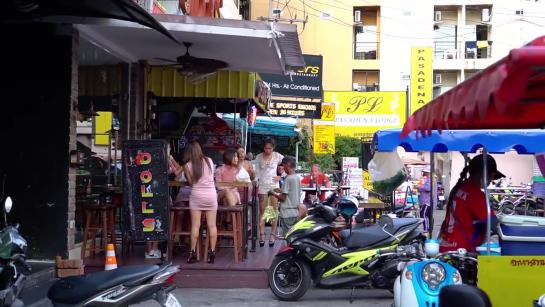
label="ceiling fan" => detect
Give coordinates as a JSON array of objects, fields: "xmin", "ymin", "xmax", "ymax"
[{"xmin": 155, "ymin": 42, "xmax": 228, "ymax": 75}]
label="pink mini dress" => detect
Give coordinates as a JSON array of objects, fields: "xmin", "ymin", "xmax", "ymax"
[
  {"xmin": 187, "ymin": 158, "xmax": 218, "ymax": 211},
  {"xmin": 214, "ymin": 165, "xmax": 241, "ymax": 202}
]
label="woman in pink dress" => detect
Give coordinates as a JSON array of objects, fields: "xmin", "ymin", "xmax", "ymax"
[
  {"xmin": 215, "ymin": 149, "xmax": 241, "ymax": 206},
  {"xmin": 183, "ymin": 141, "xmax": 218, "ymax": 264}
]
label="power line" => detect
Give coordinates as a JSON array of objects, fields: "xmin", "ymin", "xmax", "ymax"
[{"xmin": 276, "ymin": 0, "xmax": 540, "ymax": 47}]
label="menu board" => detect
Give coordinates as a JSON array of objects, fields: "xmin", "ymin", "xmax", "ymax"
[{"xmin": 123, "ymin": 140, "xmax": 169, "ymax": 241}]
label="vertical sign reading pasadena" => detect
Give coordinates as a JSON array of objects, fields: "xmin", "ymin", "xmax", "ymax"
[
  {"xmin": 410, "ymin": 47, "xmax": 433, "ymax": 114},
  {"xmin": 123, "ymin": 140, "xmax": 169, "ymax": 241}
]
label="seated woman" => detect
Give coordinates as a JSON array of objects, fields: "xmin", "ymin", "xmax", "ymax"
[{"xmin": 214, "ymin": 149, "xmax": 241, "ymax": 206}]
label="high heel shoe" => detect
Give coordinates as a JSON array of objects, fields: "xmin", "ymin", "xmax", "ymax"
[
  {"xmin": 186, "ymin": 250, "xmax": 197, "ymax": 264},
  {"xmin": 259, "ymin": 233, "xmax": 265, "ymax": 247},
  {"xmin": 207, "ymin": 250, "xmax": 216, "ymax": 263},
  {"xmin": 268, "ymin": 234, "xmax": 275, "ymax": 247}
]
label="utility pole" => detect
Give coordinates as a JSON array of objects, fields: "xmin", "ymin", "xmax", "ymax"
[{"xmin": 258, "ymin": 0, "xmax": 308, "ymax": 25}]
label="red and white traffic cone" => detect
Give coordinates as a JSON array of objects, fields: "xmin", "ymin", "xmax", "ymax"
[{"xmin": 105, "ymin": 244, "xmax": 118, "ymax": 271}]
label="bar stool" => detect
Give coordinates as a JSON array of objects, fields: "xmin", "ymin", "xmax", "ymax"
[
  {"xmin": 208, "ymin": 205, "xmax": 244, "ymax": 263},
  {"xmin": 81, "ymin": 202, "xmax": 116, "ymax": 259},
  {"xmin": 168, "ymin": 206, "xmax": 202, "ymax": 261}
]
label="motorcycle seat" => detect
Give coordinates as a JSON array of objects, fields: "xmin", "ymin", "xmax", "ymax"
[
  {"xmin": 340, "ymin": 218, "xmax": 421, "ymax": 249},
  {"xmin": 48, "ymin": 264, "xmax": 161, "ymax": 304}
]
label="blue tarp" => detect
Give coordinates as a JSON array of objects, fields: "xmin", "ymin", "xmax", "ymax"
[
  {"xmin": 374, "ymin": 129, "xmax": 545, "ymax": 154},
  {"xmin": 223, "ymin": 114, "xmax": 297, "ymax": 137}
]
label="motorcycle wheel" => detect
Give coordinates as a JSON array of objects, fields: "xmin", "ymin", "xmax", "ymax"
[
  {"xmin": 268, "ymin": 256, "xmax": 312, "ymax": 301},
  {"xmin": 499, "ymin": 201, "xmax": 515, "ymax": 215}
]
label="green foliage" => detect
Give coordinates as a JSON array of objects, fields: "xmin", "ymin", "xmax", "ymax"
[
  {"xmin": 333, "ymin": 136, "xmax": 361, "ymax": 168},
  {"xmin": 287, "ymin": 129, "xmax": 311, "ymax": 162},
  {"xmin": 286, "ymin": 132, "xmax": 361, "ymax": 172},
  {"xmin": 309, "ymin": 154, "xmax": 336, "ymax": 173}
]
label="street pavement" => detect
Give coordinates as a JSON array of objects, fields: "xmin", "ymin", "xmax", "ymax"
[
  {"xmin": 134, "ymin": 209, "xmax": 448, "ymax": 307},
  {"xmin": 135, "ymin": 288, "xmax": 393, "ymax": 307}
]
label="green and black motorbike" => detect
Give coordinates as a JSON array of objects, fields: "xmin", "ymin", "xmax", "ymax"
[{"xmin": 268, "ymin": 196, "xmax": 425, "ymax": 301}]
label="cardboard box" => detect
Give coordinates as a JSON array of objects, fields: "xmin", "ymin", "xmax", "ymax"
[
  {"xmin": 55, "ymin": 256, "xmax": 83, "ymax": 269},
  {"xmin": 56, "ymin": 268, "xmax": 84, "ymax": 278}
]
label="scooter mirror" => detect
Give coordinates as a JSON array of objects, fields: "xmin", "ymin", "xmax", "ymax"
[{"xmin": 4, "ymin": 197, "xmax": 12, "ymax": 214}]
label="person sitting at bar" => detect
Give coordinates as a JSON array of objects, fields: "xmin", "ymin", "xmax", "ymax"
[
  {"xmin": 236, "ymin": 146, "xmax": 255, "ymax": 182},
  {"xmin": 301, "ymin": 164, "xmax": 331, "ymax": 207},
  {"xmin": 215, "ymin": 149, "xmax": 241, "ymax": 206}
]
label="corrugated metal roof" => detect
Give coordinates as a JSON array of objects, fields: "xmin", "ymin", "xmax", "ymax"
[
  {"xmin": 147, "ymin": 67, "xmax": 257, "ymax": 99},
  {"xmin": 274, "ymin": 24, "xmax": 306, "ymax": 70}
]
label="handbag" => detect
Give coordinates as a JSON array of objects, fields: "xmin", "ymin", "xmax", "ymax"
[{"xmin": 262, "ymin": 195, "xmax": 279, "ymax": 223}]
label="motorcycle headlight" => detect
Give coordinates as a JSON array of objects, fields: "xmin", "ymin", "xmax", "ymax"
[{"xmin": 422, "ymin": 262, "xmax": 446, "ymax": 290}]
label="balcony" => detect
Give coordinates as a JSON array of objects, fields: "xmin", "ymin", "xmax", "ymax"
[
  {"xmin": 354, "ymin": 42, "xmax": 380, "ymax": 60},
  {"xmin": 433, "ymin": 41, "xmax": 492, "ymax": 60}
]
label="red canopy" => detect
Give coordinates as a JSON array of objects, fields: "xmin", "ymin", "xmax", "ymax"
[{"xmin": 401, "ymin": 36, "xmax": 545, "ymax": 138}]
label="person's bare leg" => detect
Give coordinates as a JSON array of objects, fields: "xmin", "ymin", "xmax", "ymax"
[
  {"xmin": 258, "ymin": 194, "xmax": 266, "ymax": 245},
  {"xmin": 187, "ymin": 209, "xmax": 202, "ymax": 263},
  {"xmin": 269, "ymin": 196, "xmax": 279, "ymax": 246},
  {"xmin": 205, "ymin": 210, "xmax": 218, "ymax": 263}
]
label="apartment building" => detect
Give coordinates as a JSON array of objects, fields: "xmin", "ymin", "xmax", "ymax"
[{"xmin": 251, "ymin": 0, "xmax": 545, "ymax": 101}]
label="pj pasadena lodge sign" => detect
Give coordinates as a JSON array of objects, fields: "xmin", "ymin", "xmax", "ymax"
[{"xmin": 123, "ymin": 140, "xmax": 169, "ymax": 241}]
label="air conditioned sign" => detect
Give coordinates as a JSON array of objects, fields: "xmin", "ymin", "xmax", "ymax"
[{"xmin": 260, "ymin": 55, "xmax": 323, "ymax": 99}]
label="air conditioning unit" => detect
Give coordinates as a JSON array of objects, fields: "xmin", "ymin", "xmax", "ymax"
[
  {"xmin": 482, "ymin": 8, "xmax": 491, "ymax": 22},
  {"xmin": 352, "ymin": 82, "xmax": 360, "ymax": 91},
  {"xmin": 435, "ymin": 73, "xmax": 443, "ymax": 85},
  {"xmin": 434, "ymin": 11, "xmax": 442, "ymax": 22},
  {"xmin": 354, "ymin": 10, "xmax": 361, "ymax": 24}
]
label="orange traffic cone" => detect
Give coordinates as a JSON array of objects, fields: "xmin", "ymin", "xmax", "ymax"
[{"xmin": 105, "ymin": 244, "xmax": 118, "ymax": 271}]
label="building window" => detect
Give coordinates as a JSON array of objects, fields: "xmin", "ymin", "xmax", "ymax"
[
  {"xmin": 464, "ymin": 6, "xmax": 492, "ymax": 59},
  {"xmin": 353, "ymin": 70, "xmax": 379, "ymax": 91},
  {"xmin": 353, "ymin": 7, "xmax": 380, "ymax": 60}
]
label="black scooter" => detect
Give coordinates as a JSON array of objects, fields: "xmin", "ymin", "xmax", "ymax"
[{"xmin": 0, "ymin": 197, "xmax": 182, "ymax": 307}]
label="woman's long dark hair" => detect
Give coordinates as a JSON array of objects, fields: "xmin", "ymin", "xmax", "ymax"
[{"xmin": 187, "ymin": 141, "xmax": 211, "ymax": 183}]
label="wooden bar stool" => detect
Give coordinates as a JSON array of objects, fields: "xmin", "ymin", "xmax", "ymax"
[
  {"xmin": 168, "ymin": 206, "xmax": 203, "ymax": 261},
  {"xmin": 81, "ymin": 202, "xmax": 116, "ymax": 259},
  {"xmin": 207, "ymin": 205, "xmax": 244, "ymax": 263}
]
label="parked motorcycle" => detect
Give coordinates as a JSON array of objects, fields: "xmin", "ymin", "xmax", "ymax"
[
  {"xmin": 0, "ymin": 197, "xmax": 28, "ymax": 307},
  {"xmin": 0, "ymin": 197, "xmax": 182, "ymax": 307},
  {"xmin": 393, "ymin": 248, "xmax": 478, "ymax": 307},
  {"xmin": 268, "ymin": 197, "xmax": 426, "ymax": 301}
]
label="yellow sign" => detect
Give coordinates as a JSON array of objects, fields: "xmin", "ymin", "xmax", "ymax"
[
  {"xmin": 324, "ymin": 91, "xmax": 407, "ymax": 138},
  {"xmin": 94, "ymin": 111, "xmax": 112, "ymax": 145},
  {"xmin": 479, "ymin": 256, "xmax": 545, "ymax": 307},
  {"xmin": 363, "ymin": 171, "xmax": 373, "ymax": 190},
  {"xmin": 410, "ymin": 47, "xmax": 433, "ymax": 114},
  {"xmin": 313, "ymin": 122, "xmax": 335, "ymax": 154},
  {"xmin": 321, "ymin": 103, "xmax": 335, "ymax": 121}
]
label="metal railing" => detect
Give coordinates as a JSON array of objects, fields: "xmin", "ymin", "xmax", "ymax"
[
  {"xmin": 354, "ymin": 42, "xmax": 380, "ymax": 60},
  {"xmin": 433, "ymin": 40, "xmax": 493, "ymax": 60}
]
